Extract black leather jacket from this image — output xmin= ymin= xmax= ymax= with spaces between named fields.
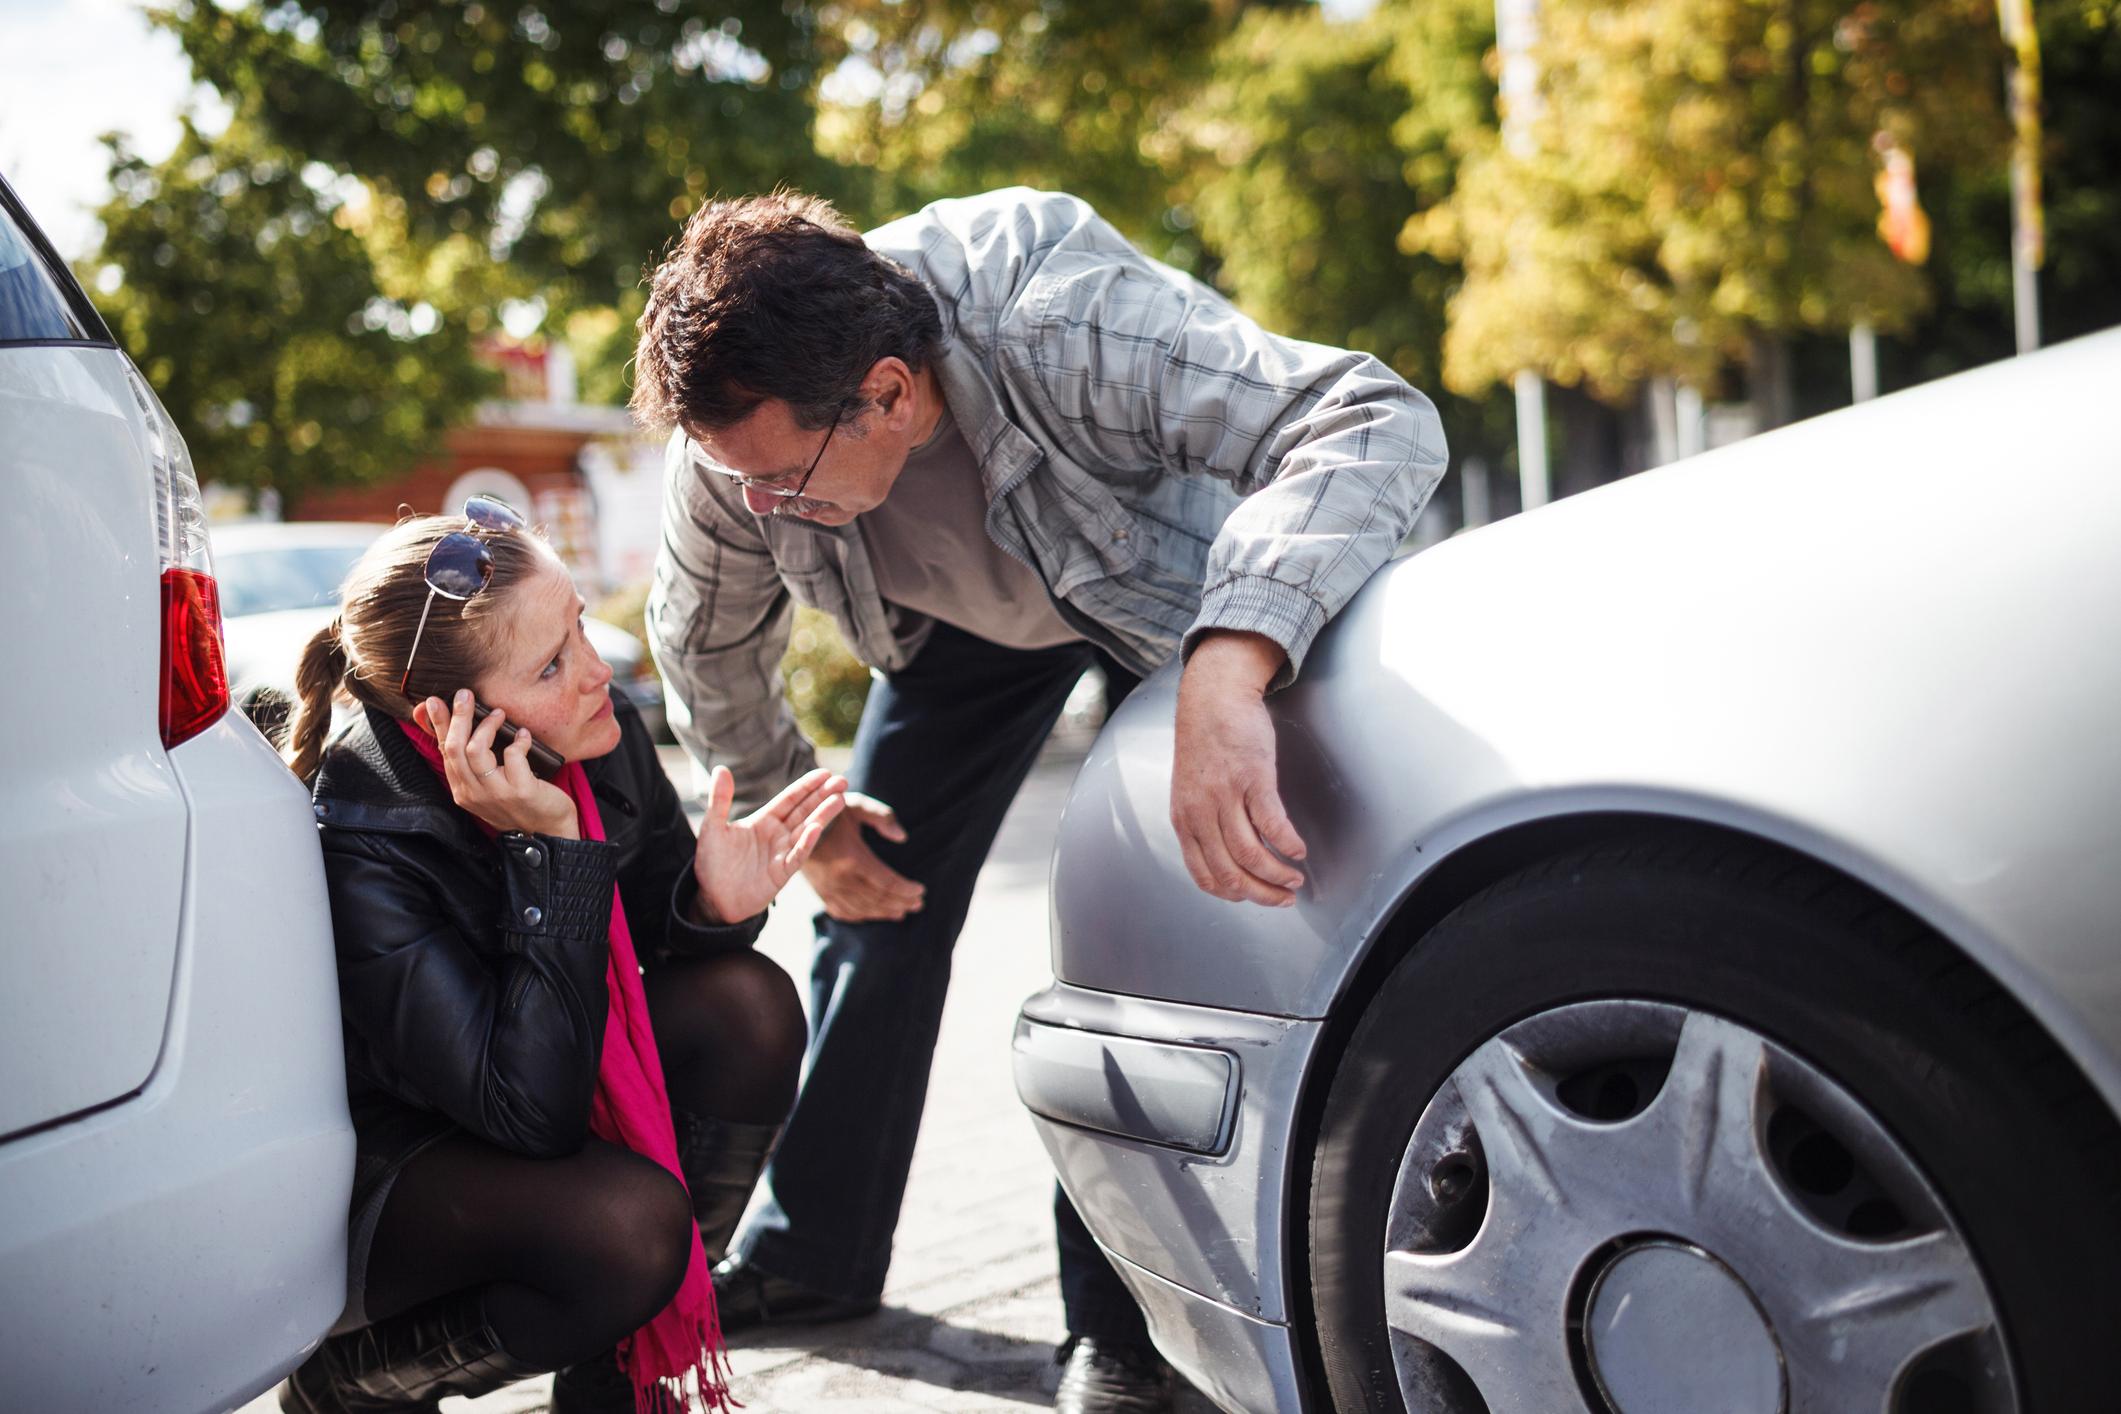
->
xmin=312 ymin=695 xmax=762 ymax=1202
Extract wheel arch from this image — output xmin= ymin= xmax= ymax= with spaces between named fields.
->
xmin=1278 ymin=807 xmax=2110 ymax=1407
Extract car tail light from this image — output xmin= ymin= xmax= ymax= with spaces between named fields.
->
xmin=126 ymin=363 xmax=229 ymax=749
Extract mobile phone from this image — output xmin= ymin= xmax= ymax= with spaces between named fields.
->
xmin=469 ymin=699 xmax=566 ymax=778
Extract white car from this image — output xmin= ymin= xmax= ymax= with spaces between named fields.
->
xmin=1017 ymin=329 xmax=2121 ymax=1413
xmin=215 ymin=520 xmax=669 ymax=742
xmin=0 ymin=177 xmax=353 ymax=1409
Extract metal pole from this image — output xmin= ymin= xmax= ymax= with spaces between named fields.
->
xmin=1675 ymin=383 xmax=1706 ymax=458
xmin=1497 ymin=0 xmax=1549 ymax=510
xmin=2000 ymin=0 xmax=2044 ymax=354
xmin=1850 ymin=323 xmax=1879 ymax=403
xmin=1514 ymin=373 xmax=1550 ymax=509
xmin=2010 ymin=196 xmax=2042 ymax=355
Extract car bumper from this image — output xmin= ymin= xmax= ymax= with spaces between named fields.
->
xmin=0 ymin=717 xmax=355 ymax=1411
xmin=1013 ymin=983 xmax=1320 ymax=1414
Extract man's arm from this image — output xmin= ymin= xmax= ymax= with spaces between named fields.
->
xmin=1025 ymin=222 xmax=1447 ymax=683
xmin=646 ymin=430 xmax=818 ymax=817
xmin=1022 ymin=211 xmax=1448 ymax=903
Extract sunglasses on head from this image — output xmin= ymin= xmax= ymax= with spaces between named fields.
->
xmin=398 ymin=495 xmax=525 ymax=698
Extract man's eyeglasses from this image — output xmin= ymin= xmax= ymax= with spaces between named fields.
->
xmin=399 ymin=495 xmax=526 ymax=697
xmin=693 ymin=420 xmax=836 ymax=513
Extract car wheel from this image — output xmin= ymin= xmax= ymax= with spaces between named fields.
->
xmin=1309 ymin=830 xmax=2121 ymax=1414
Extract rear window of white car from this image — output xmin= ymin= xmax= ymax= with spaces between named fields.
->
xmin=0 ymin=200 xmax=98 ymax=344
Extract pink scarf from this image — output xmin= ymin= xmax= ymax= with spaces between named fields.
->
xmin=400 ymin=722 xmax=734 ymax=1413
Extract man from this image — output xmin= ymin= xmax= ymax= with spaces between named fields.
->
xmin=633 ymin=188 xmax=1445 ymax=1412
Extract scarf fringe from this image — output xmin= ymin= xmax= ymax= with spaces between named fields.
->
xmin=623 ymin=1321 xmax=741 ymax=1413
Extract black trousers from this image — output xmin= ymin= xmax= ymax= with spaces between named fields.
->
xmin=736 ymin=621 xmax=1151 ymax=1345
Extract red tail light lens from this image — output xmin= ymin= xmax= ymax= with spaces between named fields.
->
xmin=125 ymin=361 xmax=230 ymax=750
xmin=161 ymin=567 xmax=229 ymax=749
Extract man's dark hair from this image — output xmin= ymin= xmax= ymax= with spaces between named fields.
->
xmin=631 ymin=190 xmax=943 ymax=434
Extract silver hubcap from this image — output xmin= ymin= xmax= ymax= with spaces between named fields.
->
xmin=1382 ymin=1001 xmax=2016 ymax=1413
xmin=1583 ymin=1240 xmax=1781 ymax=1413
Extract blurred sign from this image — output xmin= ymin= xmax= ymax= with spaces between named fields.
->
xmin=1873 ymin=136 xmax=1931 ymax=265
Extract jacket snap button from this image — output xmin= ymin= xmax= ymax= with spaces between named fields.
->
xmin=522 ymin=906 xmax=543 ymax=927
xmin=523 ymin=845 xmax=542 ymax=866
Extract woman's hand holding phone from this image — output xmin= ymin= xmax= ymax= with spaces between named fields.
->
xmin=414 ymin=690 xmax=579 ymax=840
xmin=692 ymin=765 xmax=848 ymax=924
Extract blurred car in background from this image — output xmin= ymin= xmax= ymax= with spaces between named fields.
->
xmin=0 ymin=176 xmax=352 ymax=1410
xmin=216 ymin=519 xmax=668 ymax=741
xmin=1016 ymin=330 xmax=2121 ymax=1414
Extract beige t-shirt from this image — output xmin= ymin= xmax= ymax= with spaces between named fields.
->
xmin=857 ymin=406 xmax=1081 ymax=651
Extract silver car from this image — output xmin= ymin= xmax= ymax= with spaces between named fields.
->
xmin=1015 ymin=330 xmax=2121 ymax=1414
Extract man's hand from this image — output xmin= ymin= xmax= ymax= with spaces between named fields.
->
xmin=1172 ymin=631 xmax=1308 ymax=907
xmin=801 ymin=791 xmax=927 ymax=922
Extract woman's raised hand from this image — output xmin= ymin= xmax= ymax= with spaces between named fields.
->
xmin=692 ymin=766 xmax=848 ymax=924
xmin=415 ymin=690 xmax=579 ymax=840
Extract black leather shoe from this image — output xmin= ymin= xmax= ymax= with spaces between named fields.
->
xmin=709 ymin=1251 xmax=880 ymax=1333
xmin=1054 ymin=1336 xmax=1175 ymax=1414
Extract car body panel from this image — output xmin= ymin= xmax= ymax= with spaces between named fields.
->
xmin=1026 ymin=330 xmax=2121 ymax=1413
xmin=0 ymin=713 xmax=354 ymax=1411
xmin=1105 ymin=1248 xmax=1312 ymax=1414
xmin=0 ymin=344 xmax=187 ymax=1137
xmin=1050 ymin=328 xmax=2121 ymax=1113
xmin=1019 ymin=985 xmax=1318 ymax=1320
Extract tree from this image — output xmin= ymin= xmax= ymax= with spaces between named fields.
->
xmin=90 ymin=0 xmax=857 ymax=497
xmin=1889 ymin=0 xmax=2121 ymax=389
xmin=1416 ymin=0 xmax=2011 ymax=407
xmin=810 ymin=0 xmax=1286 ymax=265
xmin=88 ymin=117 xmax=493 ymax=502
xmin=1166 ymin=0 xmax=1512 ymax=486
xmin=154 ymin=0 xmax=844 ymax=307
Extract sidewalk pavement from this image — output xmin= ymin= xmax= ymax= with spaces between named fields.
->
xmin=249 ymin=740 xmax=1218 ymax=1413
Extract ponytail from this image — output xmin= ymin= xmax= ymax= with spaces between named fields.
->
xmin=286 ymin=616 xmax=350 ymax=784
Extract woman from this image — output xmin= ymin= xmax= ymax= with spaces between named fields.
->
xmin=278 ymin=500 xmax=843 ymax=1414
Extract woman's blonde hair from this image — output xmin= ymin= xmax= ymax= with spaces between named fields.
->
xmin=284 ymin=514 xmax=548 ymax=783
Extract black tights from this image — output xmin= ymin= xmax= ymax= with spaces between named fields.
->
xmin=359 ymin=949 xmax=806 ymax=1368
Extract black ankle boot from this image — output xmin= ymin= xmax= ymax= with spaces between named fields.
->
xmin=550 ymin=1347 xmax=683 ymax=1414
xmin=673 ymin=1109 xmax=783 ymax=1263
xmin=276 ymin=1291 xmax=541 ymax=1413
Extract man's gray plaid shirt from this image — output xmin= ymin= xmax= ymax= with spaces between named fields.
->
xmin=647 ymin=187 xmax=1449 ymax=811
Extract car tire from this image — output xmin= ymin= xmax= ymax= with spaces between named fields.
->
xmin=1309 ymin=829 xmax=2121 ymax=1414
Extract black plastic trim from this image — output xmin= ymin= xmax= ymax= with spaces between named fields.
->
xmin=0 ymin=170 xmax=120 ymax=348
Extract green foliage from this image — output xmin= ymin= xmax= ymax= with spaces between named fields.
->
xmin=1174 ymin=8 xmax=1434 ymax=379
xmin=87 ymin=118 xmax=493 ymax=499
xmin=83 ymin=0 xmax=2120 ymax=510
xmin=814 ymin=0 xmax=1285 ymax=267
xmin=153 ymin=0 xmax=845 ymax=308
xmin=780 ymin=606 xmax=871 ymax=747
xmin=1896 ymin=0 xmax=2121 ymax=384
xmin=1419 ymin=0 xmax=2011 ymax=400
xmin=1169 ymin=0 xmax=1510 ymax=472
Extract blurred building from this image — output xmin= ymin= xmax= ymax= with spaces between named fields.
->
xmin=287 ymin=340 xmax=668 ymax=594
